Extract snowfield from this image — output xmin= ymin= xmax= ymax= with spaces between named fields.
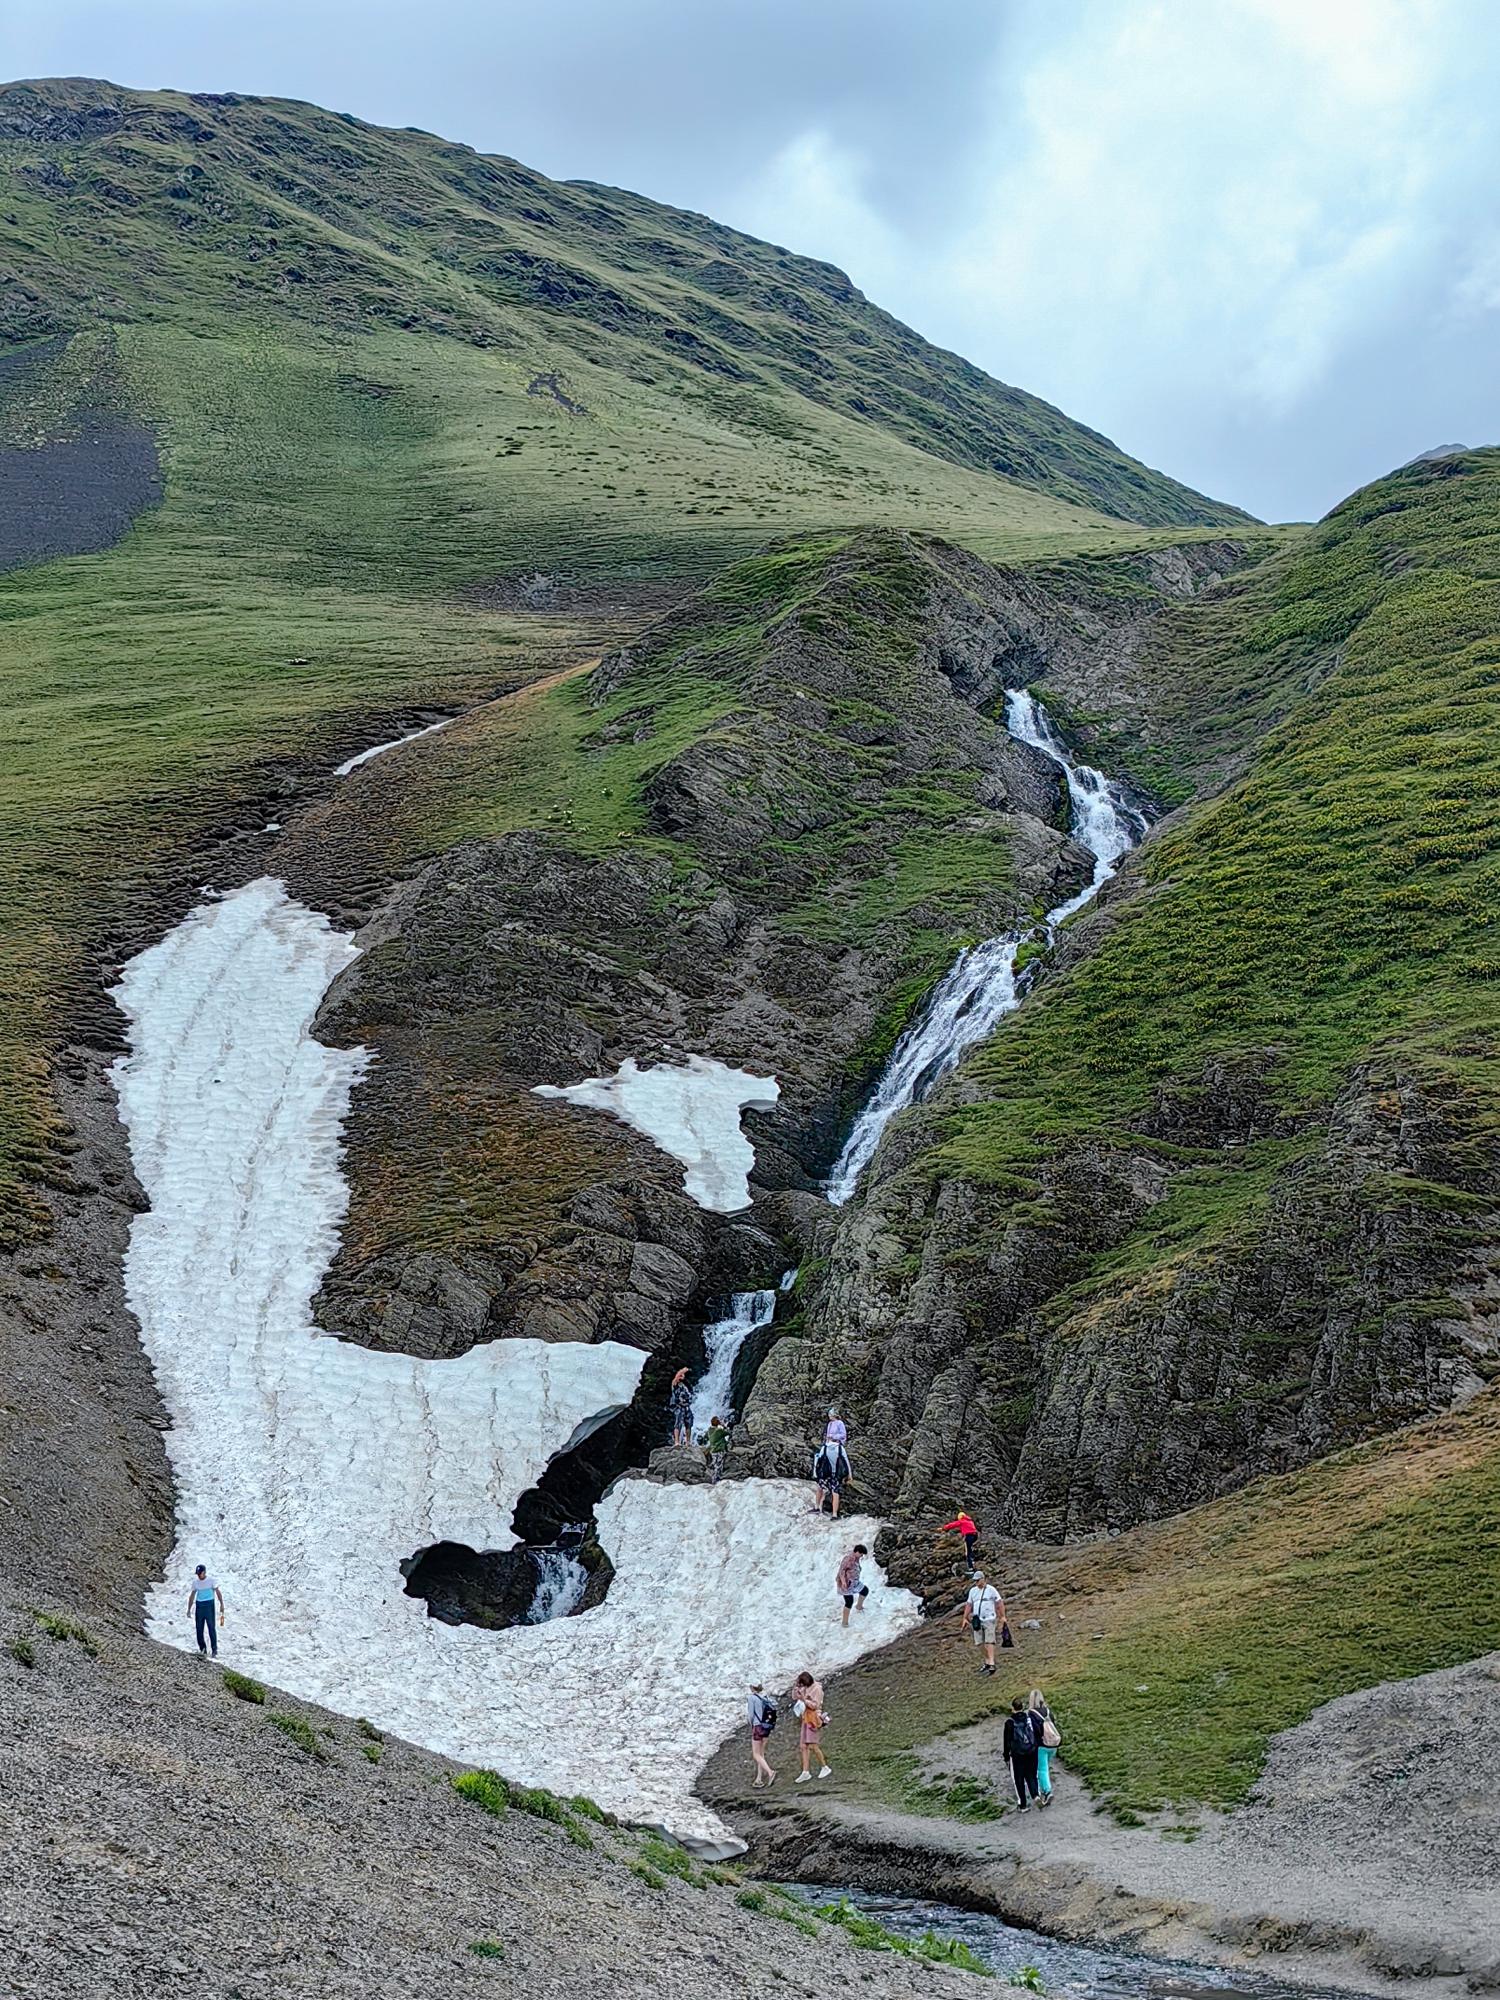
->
xmin=332 ymin=715 xmax=454 ymax=776
xmin=112 ymin=879 xmax=915 ymax=1848
xmin=534 ymin=1055 xmax=779 ymax=1212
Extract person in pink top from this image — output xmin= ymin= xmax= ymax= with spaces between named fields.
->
xmin=792 ymin=1671 xmax=832 ymax=1783
xmin=835 ymin=1543 xmax=869 ymax=1627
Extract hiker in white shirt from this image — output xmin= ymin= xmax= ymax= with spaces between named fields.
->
xmin=960 ymin=1570 xmax=1003 ymax=1675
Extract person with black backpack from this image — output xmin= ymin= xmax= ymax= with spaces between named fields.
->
xmin=1003 ymin=1694 xmax=1045 ymax=1810
xmin=746 ymin=1681 xmax=778 ymax=1788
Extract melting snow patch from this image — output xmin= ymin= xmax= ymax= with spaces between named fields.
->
xmin=333 ymin=716 xmax=453 ymax=777
xmin=534 ymin=1056 xmax=779 ymax=1213
xmin=111 ymin=880 xmax=910 ymax=1847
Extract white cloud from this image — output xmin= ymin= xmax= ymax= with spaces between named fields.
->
xmin=725 ymin=0 xmax=1500 ymax=517
xmin=733 ymin=129 xmax=905 ymax=300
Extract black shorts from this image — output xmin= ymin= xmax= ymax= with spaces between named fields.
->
xmin=842 ymin=1587 xmax=869 ymax=1609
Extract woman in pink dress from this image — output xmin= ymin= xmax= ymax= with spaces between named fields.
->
xmin=793 ymin=1671 xmax=832 ymax=1782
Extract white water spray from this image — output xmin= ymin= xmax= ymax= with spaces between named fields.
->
xmin=524 ymin=1547 xmax=589 ymax=1624
xmin=826 ymin=691 xmax=1141 ymax=1206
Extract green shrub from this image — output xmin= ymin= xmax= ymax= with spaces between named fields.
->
xmin=568 ymin=1793 xmax=609 ymax=1823
xmin=33 ymin=1612 xmax=98 ymax=1656
xmin=639 ymin=1836 xmax=702 ymax=1885
xmin=361 ymin=1743 xmax=383 ymax=1765
xmin=736 ymin=1888 xmax=768 ymax=1913
xmin=8 ymin=1636 xmax=36 ymax=1668
xmin=268 ymin=1712 xmax=327 ymax=1761
xmin=357 ymin=1717 xmax=384 ymax=1742
xmin=631 ymin=1862 xmax=667 ymax=1891
xmin=451 ymin=1769 xmax=510 ymax=1818
xmin=507 ymin=1783 xmax=569 ymax=1825
xmin=468 ymin=1940 xmax=505 ymax=1960
xmin=1009 ymin=1970 xmax=1044 ymax=1992
xmin=222 ymin=1669 xmax=266 ymax=1705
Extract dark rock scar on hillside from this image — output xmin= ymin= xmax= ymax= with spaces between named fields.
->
xmin=0 ymin=339 xmax=162 ymax=574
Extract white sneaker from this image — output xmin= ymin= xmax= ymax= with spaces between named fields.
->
xmin=818 ymin=1765 xmax=833 ymax=1780
xmin=795 ymin=1770 xmax=812 ymax=1784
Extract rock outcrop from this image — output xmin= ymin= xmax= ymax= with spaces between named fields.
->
xmin=292 ymin=530 xmax=1234 ymax=1375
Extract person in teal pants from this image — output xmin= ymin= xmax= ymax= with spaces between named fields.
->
xmin=1029 ymin=1688 xmax=1058 ymax=1804
xmin=187 ymin=1565 xmax=226 ymax=1657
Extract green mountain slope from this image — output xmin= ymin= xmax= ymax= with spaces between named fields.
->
xmin=759 ymin=448 xmax=1500 ymax=1534
xmin=0 ymin=77 xmax=1252 ymax=1248
xmin=0 ymin=76 xmax=1246 ymax=531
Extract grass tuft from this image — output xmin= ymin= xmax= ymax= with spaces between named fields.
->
xmin=32 ymin=1612 xmax=98 ymax=1656
xmin=268 ymin=1712 xmax=328 ymax=1761
xmin=221 ymin=1669 xmax=266 ymax=1705
xmin=451 ymin=1769 xmax=510 ymax=1817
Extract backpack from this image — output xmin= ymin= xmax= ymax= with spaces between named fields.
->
xmin=760 ymin=1696 xmax=778 ymax=1733
xmin=1010 ymin=1711 xmax=1038 ymax=1757
xmin=1041 ymin=1714 xmax=1061 ymax=1749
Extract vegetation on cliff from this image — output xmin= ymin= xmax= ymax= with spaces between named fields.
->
xmin=941 ymin=450 xmax=1500 ymax=1266
xmin=767 ymin=452 xmax=1499 ymax=1539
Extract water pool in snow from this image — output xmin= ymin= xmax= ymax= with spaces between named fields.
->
xmin=112 ymin=879 xmax=915 ymax=1847
xmin=534 ymin=1055 xmax=779 ymax=1212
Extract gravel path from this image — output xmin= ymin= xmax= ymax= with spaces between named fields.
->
xmin=709 ymin=1654 xmax=1500 ymax=1999
xmin=0 ymin=1584 xmax=982 ymax=2000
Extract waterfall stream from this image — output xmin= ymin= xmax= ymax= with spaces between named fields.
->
xmin=690 ymin=1289 xmax=778 ymax=1435
xmin=826 ymin=690 xmax=1141 ymax=1206
xmin=524 ymin=1546 xmax=589 ymax=1624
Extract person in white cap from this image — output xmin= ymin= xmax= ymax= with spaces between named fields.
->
xmin=960 ymin=1569 xmax=1003 ymax=1675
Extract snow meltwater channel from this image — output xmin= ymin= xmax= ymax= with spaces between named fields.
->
xmin=826 ymin=689 xmax=1142 ymax=1205
xmin=113 ymin=876 xmax=915 ymax=1849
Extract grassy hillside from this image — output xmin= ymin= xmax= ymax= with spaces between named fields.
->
xmin=0 ymin=79 xmax=1257 ymax=1248
xmin=757 ymin=450 xmax=1500 ymax=1545
xmin=937 ymin=448 xmax=1500 ymax=1211
xmin=0 ymin=77 xmax=1246 ymax=530
xmin=739 ymin=1388 xmax=1500 ymax=1821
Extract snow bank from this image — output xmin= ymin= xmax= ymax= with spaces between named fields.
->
xmin=535 ymin=1055 xmax=779 ymax=1212
xmin=112 ymin=880 xmax=914 ymax=1847
xmin=333 ymin=716 xmax=453 ymax=777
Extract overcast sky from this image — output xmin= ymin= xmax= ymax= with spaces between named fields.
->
xmin=4 ymin=0 xmax=1497 ymax=521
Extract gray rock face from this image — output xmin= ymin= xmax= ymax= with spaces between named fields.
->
xmin=299 ymin=531 xmax=1216 ymax=1371
xmin=0 ymin=1050 xmax=171 ymax=1619
xmin=741 ymin=1044 xmax=1500 ymax=1538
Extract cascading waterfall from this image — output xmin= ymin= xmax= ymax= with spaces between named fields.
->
xmin=690 ymin=1288 xmax=778 ymax=1436
xmin=1006 ymin=687 xmax=1144 ymax=918
xmin=825 ymin=690 xmax=1141 ymax=1206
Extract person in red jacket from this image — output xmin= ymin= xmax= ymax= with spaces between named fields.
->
xmin=940 ymin=1510 xmax=980 ymax=1569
